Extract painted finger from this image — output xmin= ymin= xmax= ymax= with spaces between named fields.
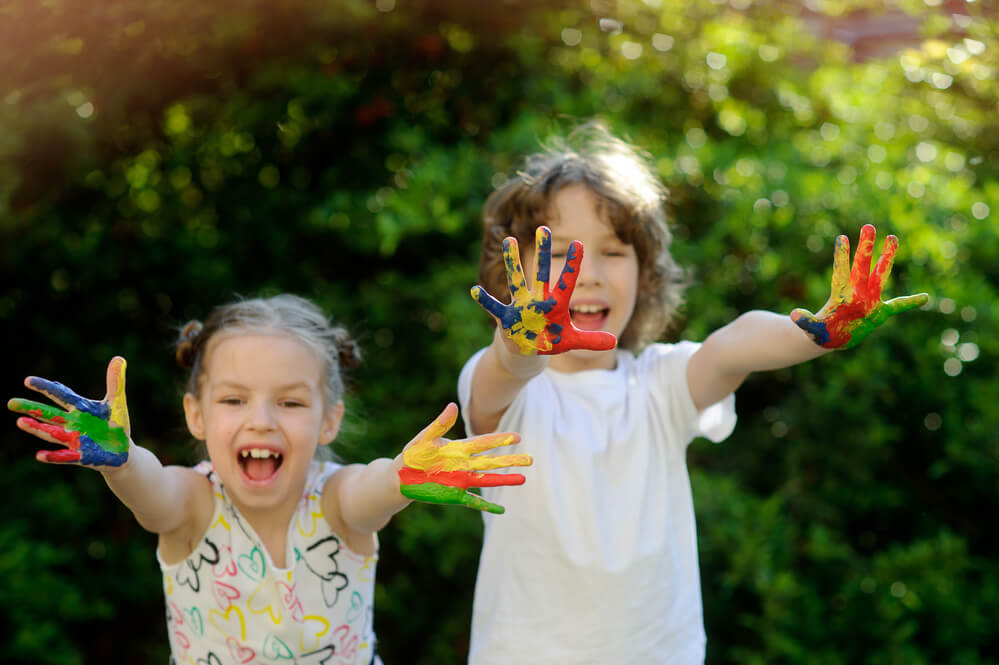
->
xmin=36 ymin=448 xmax=83 ymax=464
xmin=849 ymin=224 xmax=877 ymax=286
xmin=8 ymin=398 xmax=71 ymax=424
xmin=869 ymin=235 xmax=899 ymax=294
xmin=502 ymin=237 xmax=529 ymax=301
xmin=830 ymin=234 xmax=851 ymax=295
xmin=566 ymin=328 xmax=617 ymax=353
xmin=464 ymin=453 xmax=533 ymax=472
xmin=415 ymin=402 xmax=459 ymax=446
xmin=470 ymin=285 xmax=509 ymax=321
xmin=400 ymin=467 xmax=525 ymax=488
xmin=882 ymin=293 xmax=930 ymax=317
xmin=400 ymin=481 xmax=504 ymax=513
xmin=458 ymin=432 xmax=520 ymax=455
xmin=16 ymin=417 xmax=75 ymax=446
xmin=105 ymin=357 xmax=131 ymax=434
xmin=25 ymin=377 xmax=108 ymax=419
xmin=790 ymin=308 xmax=832 ymax=347
xmin=533 ymin=226 xmax=552 ymax=293
xmin=553 ymin=241 xmax=583 ymax=297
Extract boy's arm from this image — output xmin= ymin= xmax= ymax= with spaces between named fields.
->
xmin=467 ymin=327 xmax=548 ymax=435
xmin=687 ymin=311 xmax=827 ymax=410
xmin=687 ymin=225 xmax=928 ymax=411
xmin=8 ymin=356 xmax=207 ymax=536
xmin=328 ymin=402 xmax=531 ymax=533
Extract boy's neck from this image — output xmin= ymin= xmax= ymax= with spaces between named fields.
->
xmin=547 ymin=347 xmax=619 ymax=373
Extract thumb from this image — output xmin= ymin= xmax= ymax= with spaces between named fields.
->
xmin=106 ymin=356 xmax=131 ymax=435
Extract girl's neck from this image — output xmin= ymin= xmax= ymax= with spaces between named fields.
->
xmin=231 ymin=496 xmax=299 ymax=569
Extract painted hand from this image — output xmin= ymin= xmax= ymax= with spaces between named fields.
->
xmin=8 ymin=356 xmax=131 ymax=467
xmin=398 ymin=403 xmax=532 ymax=515
xmin=470 ymin=225 xmax=617 ymax=356
xmin=791 ymin=224 xmax=928 ymax=349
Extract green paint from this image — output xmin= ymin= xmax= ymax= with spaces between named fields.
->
xmin=401 ymin=483 xmax=504 ymax=514
xmin=75 ymin=410 xmax=129 ymax=453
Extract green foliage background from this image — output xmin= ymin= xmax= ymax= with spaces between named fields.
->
xmin=1 ymin=1 xmax=996 ymax=663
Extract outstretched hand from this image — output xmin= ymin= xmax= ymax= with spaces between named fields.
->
xmin=8 ymin=356 xmax=131 ymax=467
xmin=791 ymin=224 xmax=928 ymax=349
xmin=470 ymin=226 xmax=617 ymax=356
xmin=398 ymin=403 xmax=532 ymax=514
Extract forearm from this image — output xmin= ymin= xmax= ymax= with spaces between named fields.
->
xmin=710 ymin=310 xmax=830 ymax=375
xmin=336 ymin=456 xmax=412 ymax=534
xmin=688 ymin=310 xmax=830 ymax=410
xmin=100 ymin=443 xmax=192 ymax=534
xmin=467 ymin=327 xmax=547 ymax=434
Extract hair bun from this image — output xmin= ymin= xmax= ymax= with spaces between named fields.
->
xmin=333 ymin=330 xmax=362 ymax=371
xmin=176 ymin=320 xmax=204 ymax=368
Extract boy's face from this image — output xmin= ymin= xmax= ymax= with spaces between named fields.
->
xmin=526 ymin=184 xmax=639 ymax=372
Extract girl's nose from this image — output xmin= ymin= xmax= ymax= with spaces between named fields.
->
xmin=246 ymin=402 xmax=277 ymax=431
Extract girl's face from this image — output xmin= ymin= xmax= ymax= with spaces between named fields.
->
xmin=183 ymin=332 xmax=342 ymax=518
xmin=526 ymin=184 xmax=639 ymax=372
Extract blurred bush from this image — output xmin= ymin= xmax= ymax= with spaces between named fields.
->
xmin=1 ymin=1 xmax=996 ymax=663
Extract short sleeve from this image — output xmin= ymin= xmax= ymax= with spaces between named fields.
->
xmin=645 ymin=341 xmax=737 ymax=445
xmin=457 ymin=348 xmax=489 ymax=436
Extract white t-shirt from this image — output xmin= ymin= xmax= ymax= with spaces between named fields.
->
xmin=457 ymin=341 xmax=736 ymax=665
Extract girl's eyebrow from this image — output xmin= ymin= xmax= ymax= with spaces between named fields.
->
xmin=212 ymin=380 xmax=312 ymax=391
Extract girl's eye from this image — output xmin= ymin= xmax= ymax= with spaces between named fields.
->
xmin=280 ymin=400 xmax=307 ymax=408
xmin=219 ymin=397 xmax=244 ymax=406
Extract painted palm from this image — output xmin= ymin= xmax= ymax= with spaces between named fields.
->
xmin=791 ymin=224 xmax=929 ymax=349
xmin=471 ymin=225 xmax=617 ymax=355
xmin=398 ymin=403 xmax=531 ymax=515
xmin=8 ymin=356 xmax=131 ymax=467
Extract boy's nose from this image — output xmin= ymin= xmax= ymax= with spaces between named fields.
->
xmin=575 ymin=252 xmax=603 ymax=287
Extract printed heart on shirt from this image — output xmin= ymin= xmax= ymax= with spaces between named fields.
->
xmin=299 ymin=645 xmax=335 ymax=665
xmin=299 ymin=614 xmax=330 ymax=651
xmin=248 ymin=582 xmax=282 ymax=625
xmin=209 ymin=605 xmax=246 ymax=642
xmin=237 ymin=546 xmax=266 ymax=582
xmin=212 ymin=546 xmax=237 ymax=578
xmin=346 ymin=591 xmax=364 ymax=624
xmin=213 ymin=581 xmax=241 ymax=610
xmin=177 ymin=538 xmax=221 ymax=593
xmin=184 ymin=607 xmax=205 ymax=637
xmin=276 ymin=581 xmax=304 ymax=623
xmin=195 ymin=652 xmax=223 ymax=665
xmin=263 ymin=633 xmax=295 ymax=660
xmin=226 ymin=636 xmax=255 ymax=664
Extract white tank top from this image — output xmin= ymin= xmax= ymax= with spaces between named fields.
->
xmin=159 ymin=461 xmax=378 ymax=665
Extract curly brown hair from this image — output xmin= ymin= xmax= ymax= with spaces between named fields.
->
xmin=477 ymin=122 xmax=687 ymax=350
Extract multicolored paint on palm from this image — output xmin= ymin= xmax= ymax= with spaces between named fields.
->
xmin=470 ymin=225 xmax=617 ymax=356
xmin=8 ymin=356 xmax=131 ymax=466
xmin=398 ymin=403 xmax=531 ymax=514
xmin=791 ymin=224 xmax=929 ymax=349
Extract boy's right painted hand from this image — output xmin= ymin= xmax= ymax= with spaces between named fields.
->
xmin=398 ymin=403 xmax=532 ymax=514
xmin=8 ymin=356 xmax=131 ymax=468
xmin=470 ymin=226 xmax=617 ymax=356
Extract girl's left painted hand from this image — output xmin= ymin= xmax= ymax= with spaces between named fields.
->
xmin=398 ymin=403 xmax=532 ymax=514
xmin=470 ymin=225 xmax=617 ymax=356
xmin=791 ymin=224 xmax=929 ymax=349
xmin=7 ymin=356 xmax=131 ymax=467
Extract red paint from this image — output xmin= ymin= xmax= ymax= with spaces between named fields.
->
xmin=400 ymin=467 xmax=526 ymax=488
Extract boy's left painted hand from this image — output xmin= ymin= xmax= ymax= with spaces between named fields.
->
xmin=791 ymin=224 xmax=928 ymax=349
xmin=398 ymin=403 xmax=532 ymax=514
xmin=470 ymin=226 xmax=617 ymax=356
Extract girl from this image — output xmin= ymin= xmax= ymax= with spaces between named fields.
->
xmin=460 ymin=123 xmax=928 ymax=664
xmin=8 ymin=294 xmax=530 ymax=665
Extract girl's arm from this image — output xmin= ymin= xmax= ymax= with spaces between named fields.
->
xmin=324 ymin=403 xmax=531 ymax=534
xmin=687 ymin=225 xmax=928 ymax=411
xmin=467 ymin=226 xmax=616 ymax=433
xmin=8 ymin=356 xmax=208 ymax=536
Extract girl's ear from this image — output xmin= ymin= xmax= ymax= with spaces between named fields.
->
xmin=183 ymin=393 xmax=206 ymax=440
xmin=319 ymin=400 xmax=345 ymax=446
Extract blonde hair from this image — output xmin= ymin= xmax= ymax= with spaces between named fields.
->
xmin=477 ymin=121 xmax=687 ymax=350
xmin=176 ymin=294 xmax=361 ymax=408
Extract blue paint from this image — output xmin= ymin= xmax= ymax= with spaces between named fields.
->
xmin=547 ymin=323 xmax=563 ymax=345
xmin=794 ymin=316 xmax=831 ymax=346
xmin=79 ymin=434 xmax=128 ymax=467
xmin=530 ymin=297 xmax=557 ymax=314
xmin=536 ymin=230 xmax=552 ymax=285
xmin=556 ymin=243 xmax=579 ymax=292
xmin=27 ymin=378 xmax=110 ymax=419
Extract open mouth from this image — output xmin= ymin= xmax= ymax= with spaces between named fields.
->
xmin=238 ymin=447 xmax=284 ymax=482
xmin=570 ymin=304 xmax=610 ymax=331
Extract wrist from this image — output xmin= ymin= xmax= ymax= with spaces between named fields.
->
xmin=492 ymin=327 xmax=548 ymax=379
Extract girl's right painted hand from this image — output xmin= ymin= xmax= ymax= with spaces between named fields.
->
xmin=8 ymin=356 xmax=131 ymax=468
xmin=470 ymin=225 xmax=617 ymax=356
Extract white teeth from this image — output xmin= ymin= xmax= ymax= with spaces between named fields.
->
xmin=571 ymin=304 xmax=606 ymax=314
xmin=240 ymin=448 xmax=280 ymax=459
